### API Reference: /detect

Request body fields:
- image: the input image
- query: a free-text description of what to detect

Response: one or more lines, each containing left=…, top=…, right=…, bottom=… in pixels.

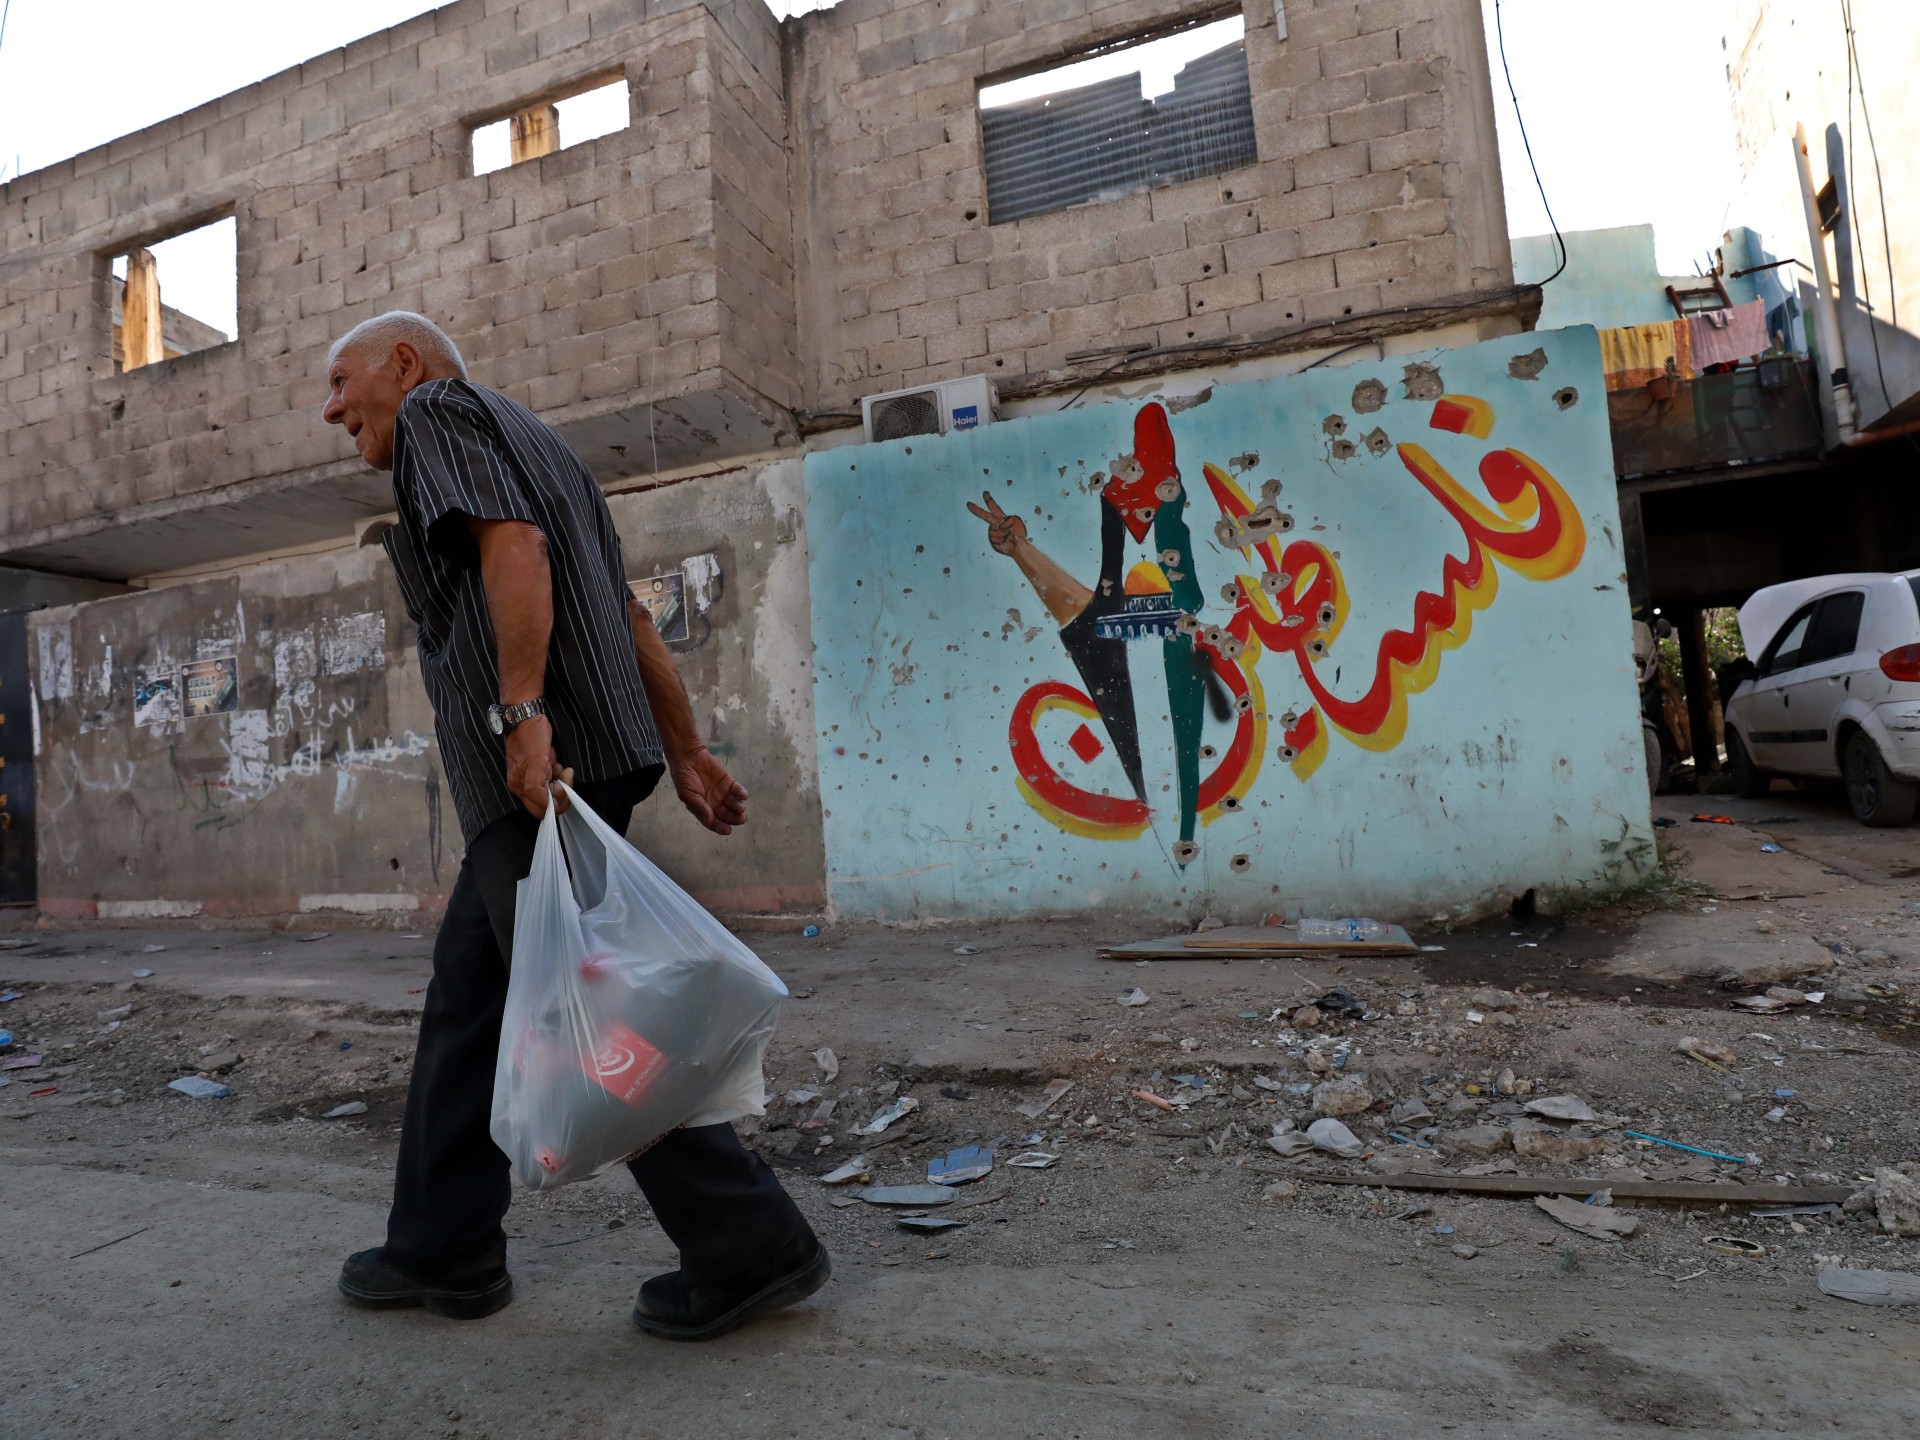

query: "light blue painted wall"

left=1513, top=224, right=1763, bottom=332
left=804, top=327, right=1654, bottom=923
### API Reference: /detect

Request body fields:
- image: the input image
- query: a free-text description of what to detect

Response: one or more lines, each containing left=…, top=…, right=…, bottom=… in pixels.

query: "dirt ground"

left=5, top=789, right=1920, bottom=1439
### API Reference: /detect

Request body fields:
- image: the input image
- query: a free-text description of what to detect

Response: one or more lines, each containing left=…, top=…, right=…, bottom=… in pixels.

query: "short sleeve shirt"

left=382, top=378, right=663, bottom=842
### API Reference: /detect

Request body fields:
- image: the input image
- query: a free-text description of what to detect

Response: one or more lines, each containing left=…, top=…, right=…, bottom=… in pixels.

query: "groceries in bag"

left=491, top=782, right=786, bottom=1190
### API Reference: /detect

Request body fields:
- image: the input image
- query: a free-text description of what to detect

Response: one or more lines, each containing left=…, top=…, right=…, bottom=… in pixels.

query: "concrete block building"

left=0, top=0, right=1562, bottom=923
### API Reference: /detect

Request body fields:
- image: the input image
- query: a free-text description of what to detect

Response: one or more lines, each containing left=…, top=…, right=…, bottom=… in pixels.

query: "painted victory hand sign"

left=970, top=388, right=1588, bottom=863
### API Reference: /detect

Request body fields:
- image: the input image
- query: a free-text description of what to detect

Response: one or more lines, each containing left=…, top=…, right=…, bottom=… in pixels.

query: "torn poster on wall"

left=133, top=667, right=181, bottom=732
left=181, top=656, right=239, bottom=718
left=805, top=326, right=1652, bottom=922
left=631, top=572, right=689, bottom=643
left=36, top=622, right=73, bottom=703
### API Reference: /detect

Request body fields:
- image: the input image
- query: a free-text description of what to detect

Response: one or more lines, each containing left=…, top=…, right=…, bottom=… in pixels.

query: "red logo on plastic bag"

left=584, top=1022, right=668, bottom=1107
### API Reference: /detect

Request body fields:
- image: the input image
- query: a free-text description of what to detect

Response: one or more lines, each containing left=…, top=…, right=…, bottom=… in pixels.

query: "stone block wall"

left=788, top=0, right=1514, bottom=408
left=0, top=0, right=795, bottom=576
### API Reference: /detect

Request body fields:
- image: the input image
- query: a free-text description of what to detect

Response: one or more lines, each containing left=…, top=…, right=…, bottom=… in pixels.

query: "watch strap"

left=496, top=697, right=547, bottom=731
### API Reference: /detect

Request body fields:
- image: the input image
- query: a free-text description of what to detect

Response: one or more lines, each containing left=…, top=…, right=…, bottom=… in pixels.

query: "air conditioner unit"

left=860, top=375, right=999, bottom=444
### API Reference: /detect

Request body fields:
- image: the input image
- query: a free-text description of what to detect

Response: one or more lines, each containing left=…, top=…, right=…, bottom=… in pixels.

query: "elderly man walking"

left=321, top=311, right=827, bottom=1336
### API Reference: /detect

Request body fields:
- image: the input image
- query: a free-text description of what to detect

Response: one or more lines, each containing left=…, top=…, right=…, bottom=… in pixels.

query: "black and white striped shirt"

left=383, top=378, right=664, bottom=843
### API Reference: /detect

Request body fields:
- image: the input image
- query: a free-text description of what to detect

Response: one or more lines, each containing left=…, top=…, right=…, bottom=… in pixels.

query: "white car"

left=1723, top=570, right=1920, bottom=825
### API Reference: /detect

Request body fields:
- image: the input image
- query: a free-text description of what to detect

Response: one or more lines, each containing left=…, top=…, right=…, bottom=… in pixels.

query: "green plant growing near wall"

left=1657, top=607, right=1745, bottom=688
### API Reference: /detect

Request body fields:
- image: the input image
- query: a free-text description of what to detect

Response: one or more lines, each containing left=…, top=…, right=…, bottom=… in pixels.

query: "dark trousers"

left=384, top=768, right=812, bottom=1281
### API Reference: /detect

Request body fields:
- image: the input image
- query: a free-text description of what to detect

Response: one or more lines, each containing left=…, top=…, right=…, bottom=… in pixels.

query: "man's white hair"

left=329, top=310, right=468, bottom=378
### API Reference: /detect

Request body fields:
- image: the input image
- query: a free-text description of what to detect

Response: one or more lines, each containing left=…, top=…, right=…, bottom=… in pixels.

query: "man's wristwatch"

left=486, top=697, right=548, bottom=736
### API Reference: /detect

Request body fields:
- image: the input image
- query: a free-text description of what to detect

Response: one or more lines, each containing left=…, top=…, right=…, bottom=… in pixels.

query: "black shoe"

left=337, top=1246, right=513, bottom=1320
left=632, top=1237, right=830, bottom=1342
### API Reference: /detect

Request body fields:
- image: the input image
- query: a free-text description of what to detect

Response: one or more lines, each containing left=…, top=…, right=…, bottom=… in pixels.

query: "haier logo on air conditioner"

left=860, top=375, right=1000, bottom=444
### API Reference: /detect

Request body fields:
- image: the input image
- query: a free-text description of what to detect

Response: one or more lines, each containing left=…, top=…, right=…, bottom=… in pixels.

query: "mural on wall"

left=969, top=388, right=1587, bottom=859
left=806, top=327, right=1651, bottom=922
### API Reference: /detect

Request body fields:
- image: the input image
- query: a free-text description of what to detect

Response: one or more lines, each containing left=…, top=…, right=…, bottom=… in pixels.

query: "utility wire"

left=1493, top=0, right=1565, bottom=286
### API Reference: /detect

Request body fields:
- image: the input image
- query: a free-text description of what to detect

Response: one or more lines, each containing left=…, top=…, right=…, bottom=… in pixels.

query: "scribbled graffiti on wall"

left=806, top=326, right=1651, bottom=921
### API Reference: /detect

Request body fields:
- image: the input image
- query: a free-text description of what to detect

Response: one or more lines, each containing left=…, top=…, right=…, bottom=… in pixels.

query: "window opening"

left=109, top=216, right=237, bottom=373
left=473, top=76, right=631, bottom=176
left=978, top=14, right=1256, bottom=225
left=1802, top=591, right=1866, bottom=667
left=1760, top=604, right=1817, bottom=678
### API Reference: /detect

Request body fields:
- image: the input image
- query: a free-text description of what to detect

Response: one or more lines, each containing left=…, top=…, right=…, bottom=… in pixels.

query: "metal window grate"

left=981, top=39, right=1258, bottom=226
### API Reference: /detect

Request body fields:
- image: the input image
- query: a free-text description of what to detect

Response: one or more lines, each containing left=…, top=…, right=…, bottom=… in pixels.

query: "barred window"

left=979, top=15, right=1258, bottom=226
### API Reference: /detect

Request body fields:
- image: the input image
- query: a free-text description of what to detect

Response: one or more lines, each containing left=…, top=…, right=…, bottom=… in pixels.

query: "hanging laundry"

left=1688, top=298, right=1770, bottom=369
left=1599, top=319, right=1693, bottom=393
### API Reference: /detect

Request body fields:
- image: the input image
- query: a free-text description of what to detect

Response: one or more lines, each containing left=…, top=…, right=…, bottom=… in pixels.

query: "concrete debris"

left=1312, top=1077, right=1373, bottom=1118
left=1535, top=1193, right=1638, bottom=1241
left=1014, top=1078, right=1074, bottom=1118
left=1261, top=1180, right=1297, bottom=1202
left=1523, top=1094, right=1598, bottom=1123
left=1451, top=1243, right=1479, bottom=1259
left=1389, top=1097, right=1434, bottom=1127
left=1872, top=1166, right=1920, bottom=1238
left=1509, top=1122, right=1607, bottom=1163
left=95, top=1005, right=132, bottom=1022
left=1444, top=1125, right=1513, bottom=1156
left=1818, top=1265, right=1920, bottom=1306
left=1467, top=988, right=1520, bottom=1012
left=199, top=1052, right=242, bottom=1075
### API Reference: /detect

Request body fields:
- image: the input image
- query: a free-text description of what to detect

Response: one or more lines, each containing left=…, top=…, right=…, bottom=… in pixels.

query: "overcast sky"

left=0, top=0, right=1742, bottom=332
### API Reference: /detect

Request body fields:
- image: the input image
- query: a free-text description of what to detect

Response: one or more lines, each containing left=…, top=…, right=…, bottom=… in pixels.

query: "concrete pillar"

left=509, top=104, right=560, bottom=164
left=1678, top=608, right=1719, bottom=775
left=1617, top=484, right=1652, bottom=613
left=121, top=248, right=164, bottom=372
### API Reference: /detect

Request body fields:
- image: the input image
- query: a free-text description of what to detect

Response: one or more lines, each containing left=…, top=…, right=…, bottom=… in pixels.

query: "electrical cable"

left=1052, top=284, right=1539, bottom=410
left=1492, top=0, right=1565, bottom=286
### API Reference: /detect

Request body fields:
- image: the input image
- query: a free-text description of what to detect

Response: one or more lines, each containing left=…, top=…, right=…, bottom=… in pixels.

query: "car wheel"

left=1843, top=731, right=1919, bottom=827
left=1727, top=731, right=1768, bottom=799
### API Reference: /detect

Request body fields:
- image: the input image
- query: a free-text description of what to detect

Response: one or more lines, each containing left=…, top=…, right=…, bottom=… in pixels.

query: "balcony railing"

left=1608, top=358, right=1825, bottom=479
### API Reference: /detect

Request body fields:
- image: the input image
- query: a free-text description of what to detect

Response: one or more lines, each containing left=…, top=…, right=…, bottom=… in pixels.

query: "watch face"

left=487, top=705, right=504, bottom=736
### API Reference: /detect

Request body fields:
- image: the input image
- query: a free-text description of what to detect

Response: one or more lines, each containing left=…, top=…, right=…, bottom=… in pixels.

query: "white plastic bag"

left=490, top=781, right=787, bottom=1190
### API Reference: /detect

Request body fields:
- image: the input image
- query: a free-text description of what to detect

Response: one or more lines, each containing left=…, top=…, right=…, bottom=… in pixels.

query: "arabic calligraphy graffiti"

left=975, top=389, right=1586, bottom=861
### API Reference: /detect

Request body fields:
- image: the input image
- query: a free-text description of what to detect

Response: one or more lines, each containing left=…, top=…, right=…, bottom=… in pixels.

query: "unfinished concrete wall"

left=805, top=326, right=1652, bottom=922
left=610, top=457, right=827, bottom=914
left=26, top=459, right=825, bottom=921
left=0, top=0, right=796, bottom=583
left=788, top=0, right=1515, bottom=408
left=30, top=548, right=442, bottom=920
